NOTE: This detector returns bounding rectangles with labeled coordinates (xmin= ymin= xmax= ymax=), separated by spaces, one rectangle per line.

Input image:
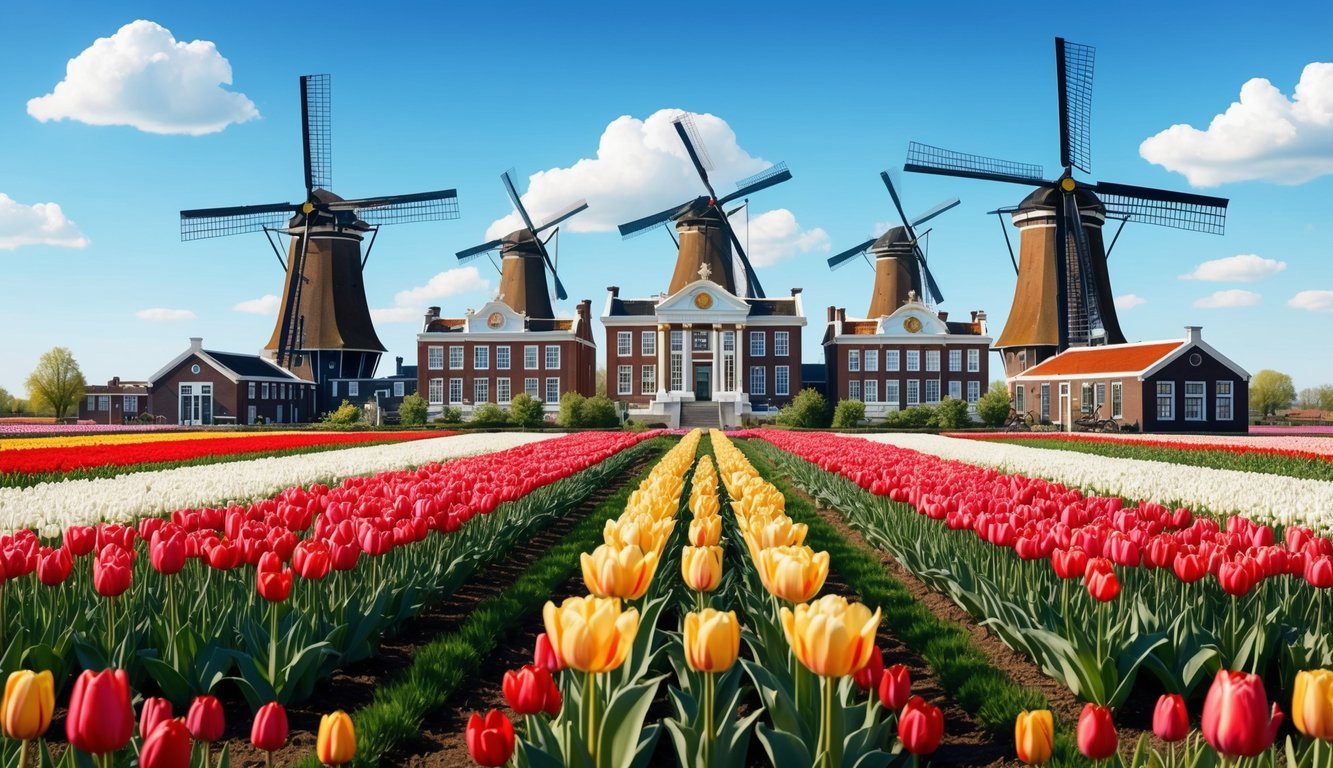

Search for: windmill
xmin=826 ymin=171 xmax=960 ymax=318
xmin=617 ymin=114 xmax=791 ymax=298
xmin=180 ymin=74 xmax=460 ymax=386
xmin=455 ymin=169 xmax=587 ymax=323
xmin=903 ymin=38 xmax=1229 ymax=378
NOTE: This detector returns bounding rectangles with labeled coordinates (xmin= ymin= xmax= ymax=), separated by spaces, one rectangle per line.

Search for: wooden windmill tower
xmin=454 ymin=169 xmax=588 ymax=326
xmin=180 ymin=74 xmax=460 ymax=387
xmin=826 ymin=171 xmax=959 ymax=317
xmin=617 ymin=115 xmax=792 ymax=298
xmin=904 ymin=38 xmax=1229 ymax=378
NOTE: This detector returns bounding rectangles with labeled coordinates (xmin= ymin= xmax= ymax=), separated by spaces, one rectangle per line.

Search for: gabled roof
xmin=1018 ymin=341 xmax=1183 ymax=378
xmin=746 ymin=298 xmax=798 ymax=317
xmin=204 ymin=350 xmax=298 ymax=379
xmin=86 ymin=383 xmax=150 ymax=396
xmin=607 ymin=298 xmax=658 ymax=316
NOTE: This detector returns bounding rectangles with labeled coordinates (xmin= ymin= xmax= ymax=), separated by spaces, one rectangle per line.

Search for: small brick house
xmin=78 ymin=378 xmax=151 ymax=423
xmin=1008 ymin=326 xmax=1249 ymax=433
xmin=149 ymin=338 xmax=317 ymax=425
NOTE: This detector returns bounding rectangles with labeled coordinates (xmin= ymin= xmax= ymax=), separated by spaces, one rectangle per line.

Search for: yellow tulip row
xmin=681 ymin=453 xmax=740 ymax=674
xmin=0 ymin=430 xmax=307 ymax=452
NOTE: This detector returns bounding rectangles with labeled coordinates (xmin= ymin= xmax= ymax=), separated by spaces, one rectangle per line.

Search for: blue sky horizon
xmin=3 ymin=1 xmax=1332 ymax=398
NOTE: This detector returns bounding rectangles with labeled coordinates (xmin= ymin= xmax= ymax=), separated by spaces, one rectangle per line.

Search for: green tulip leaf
xmin=756 ymin=722 xmax=814 ymax=768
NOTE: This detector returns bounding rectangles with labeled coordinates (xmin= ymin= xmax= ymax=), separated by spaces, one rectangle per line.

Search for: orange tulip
xmin=779 ymin=595 xmax=881 ymax=677
xmin=681 ymin=546 xmax=723 ymax=592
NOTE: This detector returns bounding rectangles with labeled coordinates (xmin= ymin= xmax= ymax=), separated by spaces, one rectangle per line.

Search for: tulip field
xmin=1 ymin=425 xmax=1331 ymax=767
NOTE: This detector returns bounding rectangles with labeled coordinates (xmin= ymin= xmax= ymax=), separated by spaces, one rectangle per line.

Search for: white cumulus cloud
xmin=0 ymin=193 xmax=88 ymax=250
xmin=1288 ymin=290 xmax=1333 ymax=312
xmin=136 ymin=307 xmax=196 ymax=321
xmin=744 ymin=209 xmax=831 ymax=267
xmin=1178 ymin=254 xmax=1287 ymax=282
xmin=27 ymin=20 xmax=258 ymax=135
xmin=1114 ymin=294 xmax=1147 ymax=310
xmin=233 ymin=294 xmax=279 ymax=315
xmin=1140 ymin=62 xmax=1333 ymax=186
xmin=371 ymin=266 xmax=491 ymax=324
xmin=1193 ymin=290 xmax=1261 ymax=309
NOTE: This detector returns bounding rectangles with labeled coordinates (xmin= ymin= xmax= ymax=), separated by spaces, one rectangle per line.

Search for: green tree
xmin=595 ymin=368 xmax=607 ymax=396
xmin=1249 ymin=369 xmax=1296 ymax=417
xmin=470 ymin=402 xmax=509 ymax=426
xmin=25 ymin=347 xmax=86 ymax=420
xmin=977 ymin=380 xmax=1012 ymax=427
xmin=324 ymin=399 xmax=363 ymax=425
xmin=776 ymin=388 xmax=831 ymax=428
xmin=931 ymin=397 xmax=971 ymax=429
xmin=831 ymin=399 xmax=865 ymax=428
xmin=581 ymin=395 xmax=621 ymax=427
xmin=509 ymin=392 xmax=546 ymax=428
xmin=397 ymin=393 xmax=427 ymax=426
xmin=0 ymin=387 xmax=12 ymax=415
xmin=556 ymin=392 xmax=588 ymax=428
xmin=1320 ymin=385 xmax=1333 ymax=413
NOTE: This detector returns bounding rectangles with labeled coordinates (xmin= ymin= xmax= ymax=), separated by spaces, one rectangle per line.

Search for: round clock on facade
xmin=190 ymin=364 xmax=201 ymax=374
xmin=904 ymin=316 xmax=923 ymax=333
xmin=694 ymin=292 xmax=713 ymax=309
xmin=487 ymin=312 xmax=505 ymax=329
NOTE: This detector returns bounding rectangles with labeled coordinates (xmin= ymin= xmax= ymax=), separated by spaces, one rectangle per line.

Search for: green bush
xmin=884 ymin=404 xmax=934 ymax=428
xmin=976 ymin=381 xmax=1011 ymax=428
xmin=470 ymin=402 xmax=509 ymax=426
xmin=931 ymin=397 xmax=971 ymax=429
xmin=556 ymin=392 xmax=619 ymax=428
xmin=831 ymin=399 xmax=866 ymax=429
xmin=509 ymin=392 xmax=545 ymax=428
xmin=436 ymin=406 xmax=463 ymax=424
xmin=556 ymin=392 xmax=587 ymax=428
xmin=324 ymin=399 xmax=362 ymax=425
xmin=776 ymin=388 xmax=831 ymax=428
xmin=398 ymin=393 xmax=428 ymax=426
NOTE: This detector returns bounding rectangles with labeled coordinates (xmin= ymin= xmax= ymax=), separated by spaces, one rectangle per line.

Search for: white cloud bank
xmin=1193 ymin=290 xmax=1261 ymax=309
xmin=1140 ymin=62 xmax=1333 ymax=186
xmin=1114 ymin=294 xmax=1147 ymax=310
xmin=136 ymin=308 xmax=196 ymax=321
xmin=233 ymin=294 xmax=280 ymax=315
xmin=0 ymin=194 xmax=88 ymax=250
xmin=481 ymin=109 xmax=825 ymax=270
xmin=371 ymin=266 xmax=490 ymax=324
xmin=27 ymin=20 xmax=258 ymax=135
xmin=1178 ymin=254 xmax=1287 ymax=282
xmin=1288 ymin=290 xmax=1333 ymax=312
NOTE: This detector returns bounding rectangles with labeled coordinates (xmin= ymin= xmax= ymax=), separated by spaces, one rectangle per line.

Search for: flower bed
xmin=0 ymin=423 xmax=185 ymax=436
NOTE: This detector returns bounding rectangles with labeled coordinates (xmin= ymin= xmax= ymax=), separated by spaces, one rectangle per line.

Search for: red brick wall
xmin=827 ymin=340 xmax=989 ymax=408
xmin=418 ymin=337 xmax=594 ymax=410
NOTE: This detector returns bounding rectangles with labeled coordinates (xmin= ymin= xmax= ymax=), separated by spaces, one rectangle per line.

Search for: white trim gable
xmin=464 ymin=301 xmax=526 ymax=334
xmin=655 ymin=280 xmax=751 ymax=323
xmin=1139 ymin=339 xmax=1251 ymax=382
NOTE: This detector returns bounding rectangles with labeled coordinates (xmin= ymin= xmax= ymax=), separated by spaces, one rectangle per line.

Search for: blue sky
xmin=2 ymin=1 xmax=1332 ymax=397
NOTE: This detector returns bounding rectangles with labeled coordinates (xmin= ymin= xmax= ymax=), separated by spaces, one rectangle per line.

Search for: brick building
xmin=148 ymin=337 xmax=316 ymax=425
xmin=78 ymin=378 xmax=151 ymax=424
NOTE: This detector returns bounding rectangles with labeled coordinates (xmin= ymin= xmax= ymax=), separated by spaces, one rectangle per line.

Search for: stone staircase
xmin=678 ymin=401 xmax=721 ymax=429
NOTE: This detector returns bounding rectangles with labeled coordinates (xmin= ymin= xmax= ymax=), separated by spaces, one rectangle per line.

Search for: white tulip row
xmin=1 ymin=432 xmax=557 ymax=537
xmin=850 ymin=433 xmax=1333 ymax=532
xmin=952 ymin=431 xmax=1333 ymax=458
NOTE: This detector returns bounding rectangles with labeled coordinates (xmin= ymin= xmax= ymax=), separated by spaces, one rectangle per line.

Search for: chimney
xmin=973 ymin=310 xmax=988 ymax=335
xmin=1185 ymin=325 xmax=1201 ymax=344
xmin=791 ymin=287 xmax=802 ymax=296
xmin=110 ymin=376 xmax=120 ymax=387
xmin=607 ymin=286 xmax=620 ymax=298
xmin=836 ymin=308 xmax=846 ymax=323
xmin=937 ymin=311 xmax=949 ymax=322
xmin=189 ymin=337 xmax=203 ymax=353
xmin=424 ymin=306 xmax=440 ymax=331
xmin=577 ymin=299 xmax=592 ymax=319
xmin=395 ymin=356 xmax=404 ymax=376
xmin=826 ymin=306 xmax=837 ymax=323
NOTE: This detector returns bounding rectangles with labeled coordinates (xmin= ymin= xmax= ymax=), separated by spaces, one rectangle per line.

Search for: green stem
xmin=703 ymin=671 xmax=715 ymax=767
xmin=106 ymin=594 xmax=116 ymax=662
xmin=1096 ymin=600 xmax=1105 ymax=669
xmin=167 ymin=575 xmax=177 ymax=667
xmin=19 ymin=739 xmax=28 ymax=768
xmin=585 ymin=670 xmax=597 ymax=764
xmin=269 ymin=599 xmax=279 ymax=686
xmin=821 ymin=675 xmax=835 ymax=768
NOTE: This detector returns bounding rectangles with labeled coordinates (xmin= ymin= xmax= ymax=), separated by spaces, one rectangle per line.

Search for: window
xmin=641 ymin=331 xmax=656 ymax=357
xmin=1040 ymin=383 xmax=1051 ymax=422
xmin=692 ymin=331 xmax=711 ymax=351
xmin=1157 ymin=381 xmax=1175 ymax=420
xmin=394 ymin=381 xmax=405 ymax=397
xmin=774 ymin=331 xmax=790 ymax=357
xmin=948 ymin=349 xmax=962 ymax=372
xmin=1018 ymin=350 xmax=1029 ymax=373
xmin=474 ymin=379 xmax=490 ymax=404
xmin=618 ymin=365 xmax=633 ymax=395
xmin=864 ymin=379 xmax=878 ymax=403
xmin=925 ymin=379 xmax=941 ymax=404
xmin=249 ymin=382 xmax=256 ymax=399
xmin=348 ymin=381 xmax=359 ymax=397
xmin=428 ymin=378 xmax=443 ymax=405
xmin=865 ymin=349 xmax=879 ymax=372
xmin=1216 ymin=381 xmax=1233 ymax=421
xmin=545 ymin=378 xmax=560 ymax=403
xmin=907 ymin=380 xmax=920 ymax=406
xmin=775 ymin=365 xmax=790 ymax=396
xmin=906 ymin=350 xmax=920 ymax=372
xmin=525 ymin=378 xmax=540 ymax=398
xmin=497 ymin=378 xmax=511 ymax=403
xmin=967 ymin=381 xmax=980 ymax=405
xmin=670 ymin=331 xmax=684 ymax=391
xmin=449 ymin=346 xmax=464 ymax=369
xmin=617 ymin=332 xmax=632 ymax=357
xmin=948 ymin=380 xmax=961 ymax=400
xmin=1111 ymin=382 xmax=1123 ymax=419
xmin=749 ymin=331 xmax=766 ymax=357
xmin=1095 ymin=383 xmax=1106 ymax=413
xmin=749 ymin=366 xmax=766 ymax=395
xmin=524 ymin=345 xmax=539 ymax=369
xmin=496 ymin=346 xmax=511 ymax=370
xmin=473 ymin=346 xmax=489 ymax=370
xmin=848 ymin=349 xmax=861 ymax=372
xmin=1015 ymin=385 xmax=1026 ymax=413
xmin=886 ymin=350 xmax=900 ymax=372
xmin=428 ymin=346 xmax=444 ymax=370
xmin=641 ymin=365 xmax=656 ymax=394
xmin=886 ymin=380 xmax=900 ymax=407
xmin=98 ymin=395 xmax=111 ymax=411
xmin=849 ymin=380 xmax=861 ymax=401
xmin=926 ymin=350 xmax=940 ymax=372
xmin=1184 ymin=381 xmax=1205 ymax=421
xmin=967 ymin=348 xmax=980 ymax=373
xmin=1081 ymin=383 xmax=1093 ymax=414
xmin=85 ymin=395 xmax=95 ymax=411
xmin=545 ymin=345 xmax=560 ymax=370
xmin=449 ymin=379 xmax=463 ymax=404
xmin=331 ymin=381 xmax=338 ymax=397
xmin=262 ymin=383 xmax=271 ymax=399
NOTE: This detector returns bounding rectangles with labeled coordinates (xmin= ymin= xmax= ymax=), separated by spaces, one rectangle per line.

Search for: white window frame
xmin=886 ymin=380 xmax=900 ymax=408
xmin=449 ymin=346 xmax=464 ymax=370
xmin=1015 ymin=384 xmax=1026 ymax=413
xmin=775 ymin=365 xmax=790 ymax=396
xmin=641 ymin=331 xmax=656 ymax=357
xmin=1184 ymin=381 xmax=1206 ymax=422
xmin=248 ymin=382 xmax=257 ymax=399
xmin=348 ymin=381 xmax=359 ymax=397
xmin=85 ymin=395 xmax=95 ymax=411
xmin=948 ymin=349 xmax=962 ymax=372
xmin=474 ymin=346 xmax=490 ymax=370
xmin=641 ymin=365 xmax=656 ymax=395
xmin=545 ymin=345 xmax=560 ymax=370
xmin=967 ymin=348 xmax=980 ymax=373
xmin=849 ymin=380 xmax=861 ymax=401
xmin=1111 ymin=381 xmax=1123 ymax=419
xmin=428 ymin=378 xmax=443 ymax=405
xmin=393 ymin=381 xmax=404 ymax=398
xmin=524 ymin=345 xmax=539 ymax=370
xmin=449 ymin=378 xmax=463 ymax=405
xmin=774 ymin=331 xmax=790 ymax=357
xmin=525 ymin=377 xmax=540 ymax=398
xmin=887 ymin=350 xmax=900 ymax=372
xmin=926 ymin=350 xmax=940 ymax=372
xmin=749 ymin=331 xmax=766 ymax=357
xmin=864 ymin=379 xmax=878 ymax=403
xmin=967 ymin=380 xmax=980 ymax=405
xmin=1216 ymin=381 xmax=1233 ymax=421
xmin=428 ymin=346 xmax=444 ymax=370
xmin=474 ymin=378 xmax=490 ymax=404
xmin=848 ymin=349 xmax=860 ymax=372
xmin=925 ymin=379 xmax=941 ymax=404
xmin=1157 ymin=381 xmax=1175 ymax=421
xmin=496 ymin=345 xmax=511 ymax=370
xmin=98 ymin=395 xmax=111 ymax=411
xmin=1040 ymin=383 xmax=1051 ymax=421
xmin=617 ymin=365 xmax=633 ymax=395
xmin=497 ymin=377 xmax=511 ymax=404
xmin=864 ymin=349 xmax=879 ymax=372
xmin=948 ymin=380 xmax=962 ymax=401
xmin=262 ymin=382 xmax=271 ymax=399
xmin=749 ymin=366 xmax=767 ymax=395
xmin=617 ymin=332 xmax=632 ymax=357
xmin=545 ymin=377 xmax=560 ymax=404
xmin=906 ymin=350 xmax=920 ymax=372
xmin=906 ymin=379 xmax=920 ymax=406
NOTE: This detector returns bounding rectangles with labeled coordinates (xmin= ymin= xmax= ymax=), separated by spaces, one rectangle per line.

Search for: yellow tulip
xmin=1014 ymin=709 xmax=1054 ymax=764
xmin=690 ymin=494 xmax=720 ymax=519
xmin=688 ymin=516 xmax=722 ymax=547
xmin=684 ymin=609 xmax=741 ymax=673
xmin=1 ymin=670 xmax=54 ymax=741
xmin=604 ymin=514 xmax=674 ymax=553
xmin=543 ymin=596 xmax=640 ymax=673
xmin=681 ymin=546 xmax=724 ymax=592
xmin=743 ymin=517 xmax=808 ymax=562
xmin=1294 ymin=669 xmax=1333 ymax=740
xmin=779 ymin=595 xmax=881 ymax=677
xmin=581 ymin=544 xmax=660 ymax=600
xmin=755 ymin=546 xmax=830 ymax=603
xmin=316 ymin=710 xmax=356 ymax=766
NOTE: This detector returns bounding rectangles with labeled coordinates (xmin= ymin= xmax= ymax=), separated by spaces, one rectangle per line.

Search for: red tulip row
xmin=951 ymin=431 xmax=1333 ymax=464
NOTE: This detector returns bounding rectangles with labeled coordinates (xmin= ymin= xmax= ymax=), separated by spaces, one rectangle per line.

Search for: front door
xmin=1059 ymin=382 xmax=1071 ymax=432
xmin=694 ymin=364 xmax=712 ymax=401
xmin=179 ymin=383 xmax=213 ymax=426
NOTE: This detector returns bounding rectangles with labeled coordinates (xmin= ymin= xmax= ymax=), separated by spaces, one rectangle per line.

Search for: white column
xmin=735 ymin=325 xmax=745 ymax=394
xmin=657 ymin=324 xmax=669 ymax=396
xmin=682 ymin=324 xmax=693 ymax=398
xmin=711 ymin=324 xmax=722 ymax=397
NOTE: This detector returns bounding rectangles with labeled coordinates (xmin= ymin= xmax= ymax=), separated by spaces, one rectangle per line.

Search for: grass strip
xmin=735 ymin=438 xmax=1084 ymax=766
xmin=298 ymin=437 xmax=674 ymax=768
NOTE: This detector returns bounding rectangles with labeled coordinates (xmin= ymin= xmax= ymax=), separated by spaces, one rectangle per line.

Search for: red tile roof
xmin=1020 ymin=341 xmax=1183 ymax=377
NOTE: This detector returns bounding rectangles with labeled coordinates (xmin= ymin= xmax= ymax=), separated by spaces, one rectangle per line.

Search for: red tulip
xmin=1201 ymin=670 xmax=1283 ymax=757
xmin=140 ymin=719 xmax=192 ymax=768
xmin=1077 ymin=703 xmax=1117 ymax=760
xmin=1306 ymin=555 xmax=1333 ymax=589
xmin=1153 ymin=694 xmax=1189 ymax=742
xmin=65 ymin=525 xmax=96 ymax=556
xmin=878 ymin=664 xmax=912 ymax=711
xmin=150 ymin=526 xmax=187 ymax=575
xmin=66 ymin=669 xmax=134 ymax=755
xmin=251 ymin=701 xmax=288 ymax=753
xmin=139 ymin=696 xmax=173 ymax=739
xmin=466 ymin=709 xmax=515 ymax=767
xmin=534 ymin=632 xmax=564 ymax=672
xmin=1105 ymin=534 xmax=1140 ymax=568
xmin=293 ymin=540 xmax=332 ymax=581
xmin=186 ymin=695 xmax=224 ymax=743
xmin=93 ymin=545 xmax=133 ymax=598
xmin=501 ymin=664 xmax=561 ymax=717
xmin=204 ymin=539 xmax=242 ymax=570
xmin=36 ymin=546 xmax=73 ymax=586
xmin=853 ymin=647 xmax=885 ymax=692
xmin=1217 ymin=559 xmax=1255 ymax=597
xmin=1173 ymin=552 xmax=1207 ymax=583
xmin=1051 ymin=547 xmax=1088 ymax=580
xmin=1083 ymin=558 xmax=1120 ymax=602
xmin=897 ymin=696 xmax=944 ymax=755
xmin=329 ymin=542 xmax=361 ymax=571
xmin=257 ymin=567 xmax=293 ymax=603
